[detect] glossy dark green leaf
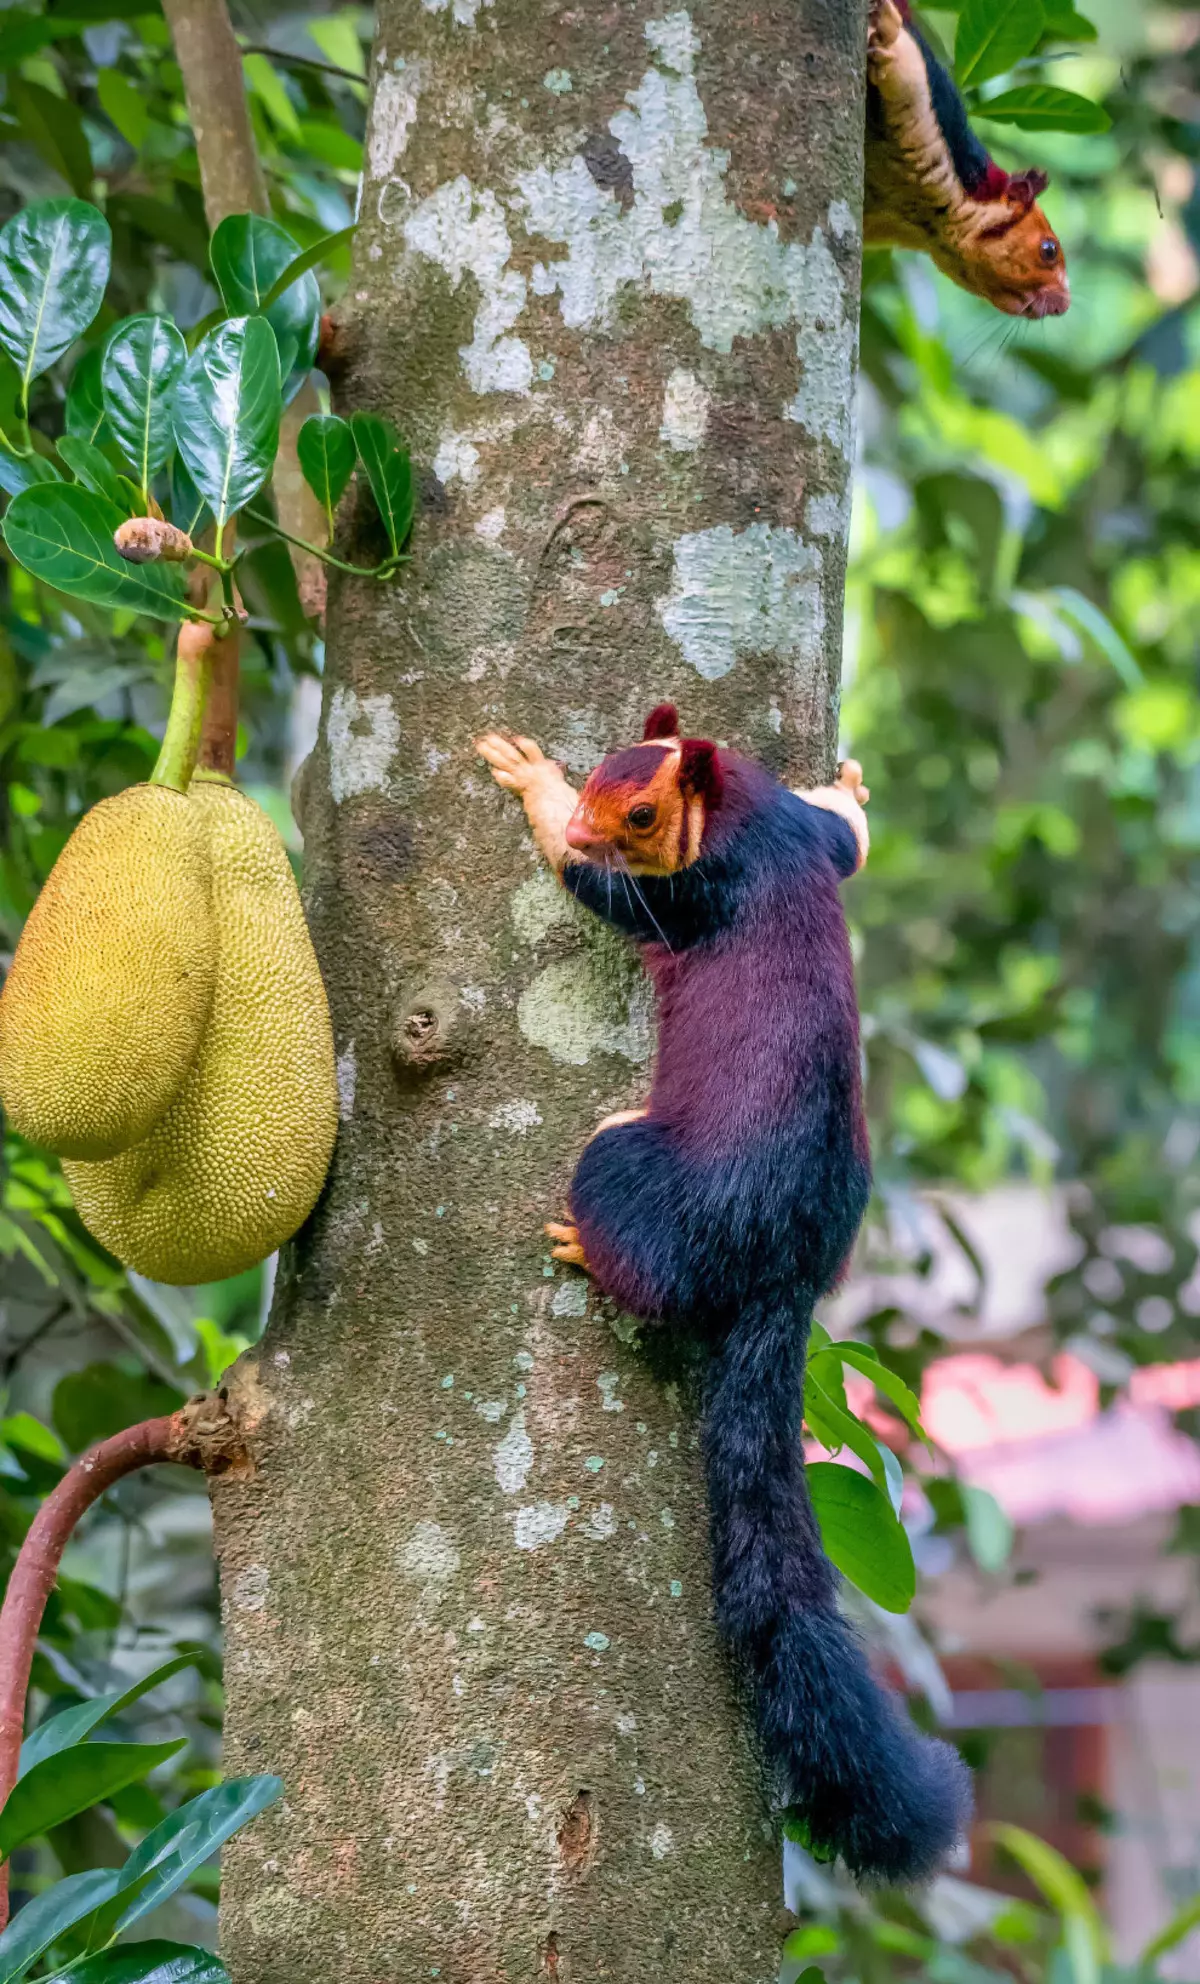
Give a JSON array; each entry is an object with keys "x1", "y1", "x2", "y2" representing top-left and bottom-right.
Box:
[
  {"x1": 168, "y1": 456, "x2": 212, "y2": 540},
  {"x1": 977, "y1": 84, "x2": 1110, "y2": 131},
  {"x1": 112, "y1": 1775, "x2": 284, "y2": 1933},
  {"x1": 0, "y1": 446, "x2": 60, "y2": 498},
  {"x1": 172, "y1": 316, "x2": 280, "y2": 528},
  {"x1": 349, "y1": 411, "x2": 414, "y2": 558},
  {"x1": 209, "y1": 214, "x2": 319, "y2": 403},
  {"x1": 803, "y1": 1368, "x2": 891, "y2": 1495},
  {"x1": 956, "y1": 0, "x2": 1044, "y2": 85},
  {"x1": 297, "y1": 413, "x2": 355, "y2": 525},
  {"x1": 812, "y1": 1343, "x2": 928, "y2": 1445},
  {"x1": 0, "y1": 1869, "x2": 123, "y2": 1984},
  {"x1": 47, "y1": 1944, "x2": 229, "y2": 1984},
  {"x1": 0, "y1": 1739, "x2": 185, "y2": 1857},
  {"x1": 258, "y1": 223, "x2": 357, "y2": 312},
  {"x1": 8, "y1": 76, "x2": 93, "y2": 197},
  {"x1": 807, "y1": 1462, "x2": 916, "y2": 1613},
  {"x1": 3, "y1": 483, "x2": 190, "y2": 619},
  {"x1": 101, "y1": 315, "x2": 188, "y2": 493},
  {"x1": 56, "y1": 436, "x2": 137, "y2": 514},
  {"x1": 0, "y1": 200, "x2": 111, "y2": 393},
  {"x1": 20, "y1": 1652, "x2": 200, "y2": 1779},
  {"x1": 65, "y1": 346, "x2": 111, "y2": 444}
]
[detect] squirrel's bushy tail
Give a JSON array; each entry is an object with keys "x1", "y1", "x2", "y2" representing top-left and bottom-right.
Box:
[{"x1": 706, "y1": 1298, "x2": 971, "y2": 1885}]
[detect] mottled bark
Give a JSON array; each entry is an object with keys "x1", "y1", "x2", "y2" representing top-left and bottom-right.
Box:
[{"x1": 213, "y1": 3, "x2": 865, "y2": 1979}]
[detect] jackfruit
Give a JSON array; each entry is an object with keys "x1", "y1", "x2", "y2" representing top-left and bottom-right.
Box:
[
  {"x1": 0, "y1": 786, "x2": 215, "y2": 1158},
  {"x1": 64, "y1": 777, "x2": 337, "y2": 1284}
]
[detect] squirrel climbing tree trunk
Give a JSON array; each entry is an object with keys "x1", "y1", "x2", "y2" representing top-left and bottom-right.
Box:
[{"x1": 212, "y1": 2, "x2": 867, "y2": 1977}]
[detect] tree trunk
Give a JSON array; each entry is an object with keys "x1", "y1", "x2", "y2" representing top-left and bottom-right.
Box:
[{"x1": 212, "y1": 2, "x2": 865, "y2": 1978}]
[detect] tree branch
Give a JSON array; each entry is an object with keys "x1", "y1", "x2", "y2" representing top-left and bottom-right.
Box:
[{"x1": 0, "y1": 1396, "x2": 253, "y2": 1926}]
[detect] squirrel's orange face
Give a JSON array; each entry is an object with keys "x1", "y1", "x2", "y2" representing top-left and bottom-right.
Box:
[
  {"x1": 970, "y1": 176, "x2": 1069, "y2": 318},
  {"x1": 564, "y1": 705, "x2": 723, "y2": 876}
]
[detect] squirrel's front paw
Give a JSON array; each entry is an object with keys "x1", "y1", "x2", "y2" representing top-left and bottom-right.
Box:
[
  {"x1": 546, "y1": 1219, "x2": 591, "y2": 1272},
  {"x1": 476, "y1": 731, "x2": 554, "y2": 794},
  {"x1": 868, "y1": 0, "x2": 903, "y2": 61},
  {"x1": 836, "y1": 759, "x2": 870, "y2": 807}
]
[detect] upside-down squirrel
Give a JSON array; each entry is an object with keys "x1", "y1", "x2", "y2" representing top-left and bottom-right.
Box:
[
  {"x1": 477, "y1": 710, "x2": 971, "y2": 1884},
  {"x1": 864, "y1": 0, "x2": 1070, "y2": 318}
]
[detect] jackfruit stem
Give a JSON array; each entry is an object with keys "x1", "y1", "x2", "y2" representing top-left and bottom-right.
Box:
[
  {"x1": 195, "y1": 624, "x2": 241, "y2": 779},
  {"x1": 150, "y1": 620, "x2": 215, "y2": 792}
]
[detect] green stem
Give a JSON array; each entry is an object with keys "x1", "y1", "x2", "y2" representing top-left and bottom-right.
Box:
[
  {"x1": 149, "y1": 625, "x2": 215, "y2": 792},
  {"x1": 242, "y1": 506, "x2": 398, "y2": 579}
]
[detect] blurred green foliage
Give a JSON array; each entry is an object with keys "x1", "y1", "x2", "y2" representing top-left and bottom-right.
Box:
[{"x1": 0, "y1": 0, "x2": 1197, "y2": 1971}]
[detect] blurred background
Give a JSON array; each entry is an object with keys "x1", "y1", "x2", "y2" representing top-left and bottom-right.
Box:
[{"x1": 1, "y1": 0, "x2": 1199, "y2": 1973}]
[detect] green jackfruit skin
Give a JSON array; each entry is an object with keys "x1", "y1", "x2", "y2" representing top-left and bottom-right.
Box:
[
  {"x1": 64, "y1": 780, "x2": 338, "y2": 1285},
  {"x1": 0, "y1": 785, "x2": 215, "y2": 1158}
]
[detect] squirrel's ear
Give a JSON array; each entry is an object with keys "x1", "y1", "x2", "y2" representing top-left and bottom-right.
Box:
[
  {"x1": 679, "y1": 738, "x2": 724, "y2": 808},
  {"x1": 1006, "y1": 168, "x2": 1048, "y2": 210},
  {"x1": 643, "y1": 702, "x2": 680, "y2": 740}
]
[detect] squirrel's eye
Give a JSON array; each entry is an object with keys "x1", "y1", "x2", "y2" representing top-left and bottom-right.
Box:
[
  {"x1": 627, "y1": 804, "x2": 656, "y2": 831},
  {"x1": 1039, "y1": 237, "x2": 1059, "y2": 265}
]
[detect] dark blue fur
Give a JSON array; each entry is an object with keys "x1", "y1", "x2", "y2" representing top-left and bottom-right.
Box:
[
  {"x1": 906, "y1": 14, "x2": 994, "y2": 197},
  {"x1": 562, "y1": 758, "x2": 971, "y2": 1884}
]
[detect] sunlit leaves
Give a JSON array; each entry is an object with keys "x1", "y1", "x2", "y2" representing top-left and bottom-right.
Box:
[
  {"x1": 0, "y1": 201, "x2": 111, "y2": 398},
  {"x1": 956, "y1": 0, "x2": 1044, "y2": 85},
  {"x1": 172, "y1": 316, "x2": 281, "y2": 528},
  {"x1": 978, "y1": 85, "x2": 1111, "y2": 131},
  {"x1": 47, "y1": 1945, "x2": 229, "y2": 1984}
]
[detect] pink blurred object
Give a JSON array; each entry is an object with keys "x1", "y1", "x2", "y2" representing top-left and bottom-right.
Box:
[{"x1": 920, "y1": 1351, "x2": 1200, "y2": 1526}]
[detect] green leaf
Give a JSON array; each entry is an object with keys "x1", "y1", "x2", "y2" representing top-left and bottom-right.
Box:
[
  {"x1": 111, "y1": 1775, "x2": 284, "y2": 1934},
  {"x1": 65, "y1": 346, "x2": 110, "y2": 445},
  {"x1": 1050, "y1": 586, "x2": 1142, "y2": 687},
  {"x1": 961, "y1": 1483, "x2": 1014, "y2": 1573},
  {"x1": 172, "y1": 317, "x2": 281, "y2": 529},
  {"x1": 978, "y1": 85, "x2": 1110, "y2": 131},
  {"x1": 19, "y1": 1652, "x2": 201, "y2": 1779},
  {"x1": 803, "y1": 1367, "x2": 892, "y2": 1497},
  {"x1": 0, "y1": 200, "x2": 111, "y2": 396},
  {"x1": 0, "y1": 1740, "x2": 185, "y2": 1858},
  {"x1": 7, "y1": 77, "x2": 93, "y2": 197},
  {"x1": 1042, "y1": 0, "x2": 1097, "y2": 37},
  {"x1": 349, "y1": 411, "x2": 414, "y2": 558},
  {"x1": 168, "y1": 456, "x2": 212, "y2": 540},
  {"x1": 1141, "y1": 1893, "x2": 1200, "y2": 1968},
  {"x1": 209, "y1": 214, "x2": 319, "y2": 402},
  {"x1": 0, "y1": 445, "x2": 60, "y2": 498},
  {"x1": 96, "y1": 66, "x2": 151, "y2": 150},
  {"x1": 258, "y1": 224, "x2": 357, "y2": 313},
  {"x1": 811, "y1": 1343, "x2": 929, "y2": 1446},
  {"x1": 297, "y1": 414, "x2": 355, "y2": 527},
  {"x1": 56, "y1": 436, "x2": 136, "y2": 514},
  {"x1": 47, "y1": 1942, "x2": 229, "y2": 1984},
  {"x1": 101, "y1": 315, "x2": 188, "y2": 495},
  {"x1": 807, "y1": 1462, "x2": 916, "y2": 1613},
  {"x1": 956, "y1": 0, "x2": 1045, "y2": 86},
  {"x1": 990, "y1": 1823, "x2": 1109, "y2": 1984},
  {"x1": 3, "y1": 482, "x2": 190, "y2": 620},
  {"x1": 0, "y1": 1869, "x2": 123, "y2": 1984},
  {"x1": 54, "y1": 1363, "x2": 185, "y2": 1454}
]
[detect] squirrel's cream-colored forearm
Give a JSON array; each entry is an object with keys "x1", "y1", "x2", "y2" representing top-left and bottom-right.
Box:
[{"x1": 795, "y1": 775, "x2": 870, "y2": 872}]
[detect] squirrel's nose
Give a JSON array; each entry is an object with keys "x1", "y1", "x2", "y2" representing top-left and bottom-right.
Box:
[{"x1": 565, "y1": 817, "x2": 601, "y2": 851}]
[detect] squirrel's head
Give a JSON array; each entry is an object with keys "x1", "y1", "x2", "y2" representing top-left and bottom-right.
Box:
[
  {"x1": 565, "y1": 704, "x2": 724, "y2": 875},
  {"x1": 970, "y1": 169, "x2": 1070, "y2": 318}
]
